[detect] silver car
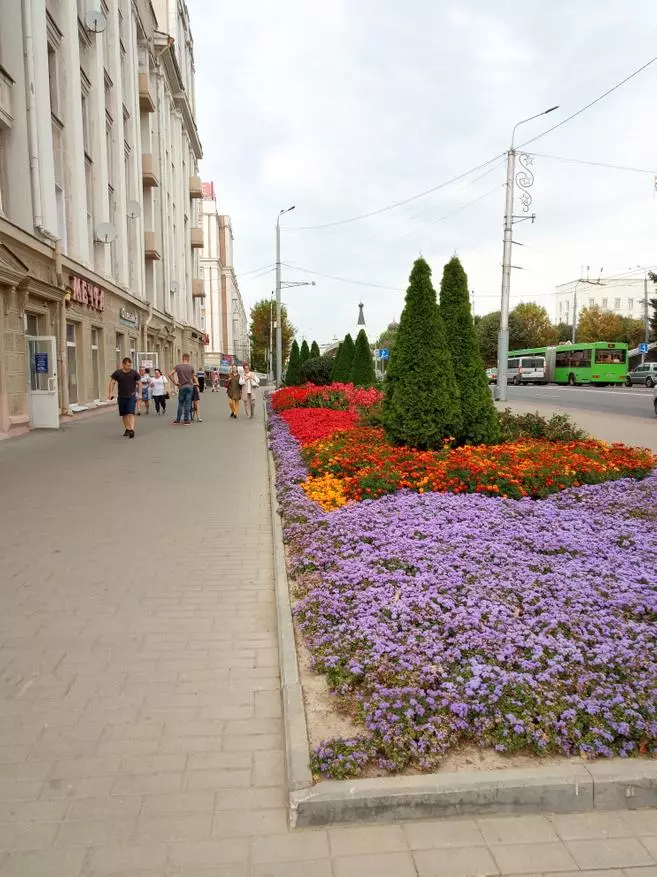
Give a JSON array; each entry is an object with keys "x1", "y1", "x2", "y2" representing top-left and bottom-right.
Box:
[{"x1": 626, "y1": 362, "x2": 657, "y2": 388}]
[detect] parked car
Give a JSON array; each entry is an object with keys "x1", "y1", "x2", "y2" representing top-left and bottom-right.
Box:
[
  {"x1": 507, "y1": 355, "x2": 547, "y2": 385},
  {"x1": 486, "y1": 367, "x2": 497, "y2": 384},
  {"x1": 625, "y1": 362, "x2": 657, "y2": 388}
]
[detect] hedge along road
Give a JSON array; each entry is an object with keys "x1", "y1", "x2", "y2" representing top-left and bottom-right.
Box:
[{"x1": 505, "y1": 384, "x2": 654, "y2": 420}]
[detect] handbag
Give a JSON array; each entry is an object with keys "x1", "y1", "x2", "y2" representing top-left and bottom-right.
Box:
[{"x1": 164, "y1": 392, "x2": 170, "y2": 399}]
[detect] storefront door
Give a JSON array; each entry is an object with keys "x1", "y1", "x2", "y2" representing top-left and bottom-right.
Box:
[{"x1": 25, "y1": 335, "x2": 59, "y2": 429}]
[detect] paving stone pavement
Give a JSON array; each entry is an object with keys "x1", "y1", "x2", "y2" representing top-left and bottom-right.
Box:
[{"x1": 0, "y1": 394, "x2": 656, "y2": 876}]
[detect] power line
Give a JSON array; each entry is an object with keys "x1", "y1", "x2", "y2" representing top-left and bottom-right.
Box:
[
  {"x1": 518, "y1": 56, "x2": 657, "y2": 149},
  {"x1": 284, "y1": 153, "x2": 505, "y2": 231},
  {"x1": 527, "y1": 152, "x2": 657, "y2": 175},
  {"x1": 281, "y1": 263, "x2": 404, "y2": 292},
  {"x1": 235, "y1": 263, "x2": 275, "y2": 278}
]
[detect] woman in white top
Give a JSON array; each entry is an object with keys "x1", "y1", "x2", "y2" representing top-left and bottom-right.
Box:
[
  {"x1": 151, "y1": 368, "x2": 169, "y2": 415},
  {"x1": 239, "y1": 364, "x2": 260, "y2": 418}
]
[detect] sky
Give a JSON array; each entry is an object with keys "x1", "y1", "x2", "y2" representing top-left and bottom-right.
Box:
[{"x1": 190, "y1": 0, "x2": 657, "y2": 346}]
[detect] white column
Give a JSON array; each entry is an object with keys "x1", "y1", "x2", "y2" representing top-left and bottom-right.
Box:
[
  {"x1": 31, "y1": 0, "x2": 57, "y2": 235},
  {"x1": 60, "y1": 0, "x2": 86, "y2": 259},
  {"x1": 108, "y1": 1, "x2": 129, "y2": 286},
  {"x1": 90, "y1": 30, "x2": 109, "y2": 276}
]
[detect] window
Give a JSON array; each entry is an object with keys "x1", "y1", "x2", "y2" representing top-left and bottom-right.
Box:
[
  {"x1": 52, "y1": 117, "x2": 67, "y2": 251},
  {"x1": 25, "y1": 313, "x2": 43, "y2": 335},
  {"x1": 507, "y1": 358, "x2": 519, "y2": 370},
  {"x1": 595, "y1": 348, "x2": 626, "y2": 365},
  {"x1": 47, "y1": 44, "x2": 59, "y2": 117},
  {"x1": 67, "y1": 322, "x2": 79, "y2": 403},
  {"x1": 601, "y1": 298, "x2": 608, "y2": 309},
  {"x1": 81, "y1": 79, "x2": 91, "y2": 157},
  {"x1": 115, "y1": 333, "x2": 124, "y2": 363},
  {"x1": 614, "y1": 298, "x2": 621, "y2": 310},
  {"x1": 628, "y1": 298, "x2": 634, "y2": 310},
  {"x1": 85, "y1": 158, "x2": 94, "y2": 262},
  {"x1": 589, "y1": 298, "x2": 595, "y2": 308},
  {"x1": 555, "y1": 348, "x2": 592, "y2": 368},
  {"x1": 91, "y1": 327, "x2": 102, "y2": 399}
]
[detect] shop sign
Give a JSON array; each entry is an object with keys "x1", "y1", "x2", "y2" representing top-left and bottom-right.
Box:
[
  {"x1": 34, "y1": 352, "x2": 48, "y2": 373},
  {"x1": 70, "y1": 275, "x2": 105, "y2": 312},
  {"x1": 119, "y1": 307, "x2": 139, "y2": 329}
]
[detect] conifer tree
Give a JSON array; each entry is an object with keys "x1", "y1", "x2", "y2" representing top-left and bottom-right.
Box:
[
  {"x1": 299, "y1": 340, "x2": 310, "y2": 365},
  {"x1": 349, "y1": 329, "x2": 376, "y2": 387},
  {"x1": 383, "y1": 258, "x2": 462, "y2": 448},
  {"x1": 310, "y1": 341, "x2": 320, "y2": 359},
  {"x1": 332, "y1": 333, "x2": 355, "y2": 382},
  {"x1": 285, "y1": 339, "x2": 301, "y2": 386}
]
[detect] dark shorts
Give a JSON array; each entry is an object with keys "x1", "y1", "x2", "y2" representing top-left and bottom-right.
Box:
[
  {"x1": 118, "y1": 397, "x2": 136, "y2": 416},
  {"x1": 192, "y1": 387, "x2": 200, "y2": 402}
]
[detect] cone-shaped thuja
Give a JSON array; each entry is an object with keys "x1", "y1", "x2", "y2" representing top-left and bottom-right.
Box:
[
  {"x1": 439, "y1": 256, "x2": 499, "y2": 444},
  {"x1": 383, "y1": 258, "x2": 462, "y2": 448},
  {"x1": 349, "y1": 328, "x2": 376, "y2": 387}
]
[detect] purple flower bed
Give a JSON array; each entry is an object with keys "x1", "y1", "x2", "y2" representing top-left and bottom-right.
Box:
[{"x1": 268, "y1": 406, "x2": 657, "y2": 778}]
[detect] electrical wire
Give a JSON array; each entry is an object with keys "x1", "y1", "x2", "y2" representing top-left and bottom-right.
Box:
[
  {"x1": 283, "y1": 153, "x2": 505, "y2": 231},
  {"x1": 235, "y1": 263, "x2": 275, "y2": 278},
  {"x1": 281, "y1": 264, "x2": 404, "y2": 292},
  {"x1": 526, "y1": 152, "x2": 657, "y2": 175},
  {"x1": 518, "y1": 56, "x2": 657, "y2": 149}
]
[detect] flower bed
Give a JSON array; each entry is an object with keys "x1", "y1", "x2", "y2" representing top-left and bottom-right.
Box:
[
  {"x1": 267, "y1": 392, "x2": 657, "y2": 780},
  {"x1": 280, "y1": 408, "x2": 358, "y2": 446},
  {"x1": 272, "y1": 382, "x2": 382, "y2": 413}
]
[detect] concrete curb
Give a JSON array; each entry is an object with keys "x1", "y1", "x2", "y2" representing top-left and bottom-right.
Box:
[
  {"x1": 265, "y1": 405, "x2": 657, "y2": 828},
  {"x1": 264, "y1": 405, "x2": 314, "y2": 800}
]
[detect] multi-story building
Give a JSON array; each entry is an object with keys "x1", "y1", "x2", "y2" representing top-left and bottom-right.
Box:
[
  {"x1": 0, "y1": 0, "x2": 206, "y2": 437},
  {"x1": 200, "y1": 181, "x2": 249, "y2": 367},
  {"x1": 556, "y1": 277, "x2": 649, "y2": 327}
]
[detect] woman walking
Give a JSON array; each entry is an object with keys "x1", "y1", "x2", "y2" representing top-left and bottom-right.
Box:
[
  {"x1": 226, "y1": 364, "x2": 241, "y2": 419},
  {"x1": 138, "y1": 367, "x2": 152, "y2": 415},
  {"x1": 151, "y1": 368, "x2": 168, "y2": 415},
  {"x1": 240, "y1": 364, "x2": 260, "y2": 419}
]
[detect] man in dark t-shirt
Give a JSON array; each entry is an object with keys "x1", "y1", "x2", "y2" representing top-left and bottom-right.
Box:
[
  {"x1": 168, "y1": 354, "x2": 196, "y2": 424},
  {"x1": 108, "y1": 357, "x2": 141, "y2": 438}
]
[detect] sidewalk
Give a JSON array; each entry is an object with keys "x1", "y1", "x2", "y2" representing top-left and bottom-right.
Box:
[{"x1": 0, "y1": 393, "x2": 656, "y2": 876}]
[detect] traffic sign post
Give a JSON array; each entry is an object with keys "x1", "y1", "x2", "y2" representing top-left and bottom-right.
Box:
[
  {"x1": 379, "y1": 348, "x2": 389, "y2": 360},
  {"x1": 639, "y1": 342, "x2": 649, "y2": 353}
]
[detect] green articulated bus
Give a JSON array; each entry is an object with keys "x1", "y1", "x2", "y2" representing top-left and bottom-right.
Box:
[{"x1": 508, "y1": 341, "x2": 628, "y2": 386}]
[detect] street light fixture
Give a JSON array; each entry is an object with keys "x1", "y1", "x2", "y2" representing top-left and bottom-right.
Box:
[
  {"x1": 496, "y1": 105, "x2": 559, "y2": 402},
  {"x1": 275, "y1": 206, "x2": 295, "y2": 387}
]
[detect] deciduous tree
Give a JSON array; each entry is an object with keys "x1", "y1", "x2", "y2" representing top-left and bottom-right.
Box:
[{"x1": 249, "y1": 299, "x2": 294, "y2": 375}]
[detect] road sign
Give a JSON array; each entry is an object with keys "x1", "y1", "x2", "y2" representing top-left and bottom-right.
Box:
[
  {"x1": 34, "y1": 352, "x2": 48, "y2": 374},
  {"x1": 380, "y1": 348, "x2": 389, "y2": 360},
  {"x1": 639, "y1": 342, "x2": 649, "y2": 353}
]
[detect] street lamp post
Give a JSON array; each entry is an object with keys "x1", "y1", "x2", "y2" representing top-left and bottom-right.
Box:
[
  {"x1": 269, "y1": 291, "x2": 274, "y2": 382},
  {"x1": 496, "y1": 106, "x2": 559, "y2": 402},
  {"x1": 275, "y1": 206, "x2": 295, "y2": 387}
]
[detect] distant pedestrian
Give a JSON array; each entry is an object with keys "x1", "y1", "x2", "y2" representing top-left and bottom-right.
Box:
[
  {"x1": 151, "y1": 368, "x2": 169, "y2": 415},
  {"x1": 108, "y1": 357, "x2": 141, "y2": 438},
  {"x1": 138, "y1": 368, "x2": 152, "y2": 415},
  {"x1": 196, "y1": 368, "x2": 205, "y2": 393},
  {"x1": 240, "y1": 364, "x2": 260, "y2": 418},
  {"x1": 169, "y1": 354, "x2": 195, "y2": 425},
  {"x1": 211, "y1": 368, "x2": 220, "y2": 392},
  {"x1": 226, "y1": 364, "x2": 241, "y2": 419}
]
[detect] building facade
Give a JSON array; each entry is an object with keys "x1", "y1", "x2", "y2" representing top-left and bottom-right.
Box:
[
  {"x1": 556, "y1": 277, "x2": 649, "y2": 327},
  {"x1": 200, "y1": 181, "x2": 248, "y2": 367},
  {"x1": 0, "y1": 0, "x2": 206, "y2": 437}
]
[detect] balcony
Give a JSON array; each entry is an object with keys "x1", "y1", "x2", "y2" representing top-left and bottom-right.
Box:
[
  {"x1": 189, "y1": 176, "x2": 203, "y2": 199},
  {"x1": 0, "y1": 65, "x2": 14, "y2": 129},
  {"x1": 144, "y1": 231, "x2": 160, "y2": 260},
  {"x1": 141, "y1": 153, "x2": 159, "y2": 187},
  {"x1": 138, "y1": 73, "x2": 155, "y2": 113},
  {"x1": 190, "y1": 227, "x2": 204, "y2": 249},
  {"x1": 192, "y1": 279, "x2": 205, "y2": 299}
]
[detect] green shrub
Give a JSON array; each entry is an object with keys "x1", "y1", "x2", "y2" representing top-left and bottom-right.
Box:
[
  {"x1": 497, "y1": 409, "x2": 589, "y2": 442},
  {"x1": 299, "y1": 356, "x2": 334, "y2": 386},
  {"x1": 286, "y1": 340, "x2": 301, "y2": 386}
]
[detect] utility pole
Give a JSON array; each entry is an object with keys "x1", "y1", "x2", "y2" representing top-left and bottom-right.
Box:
[
  {"x1": 275, "y1": 206, "x2": 295, "y2": 386},
  {"x1": 269, "y1": 291, "x2": 274, "y2": 382},
  {"x1": 495, "y1": 105, "x2": 559, "y2": 403},
  {"x1": 643, "y1": 272, "x2": 650, "y2": 363}
]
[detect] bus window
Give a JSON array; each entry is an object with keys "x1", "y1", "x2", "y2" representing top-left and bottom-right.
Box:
[
  {"x1": 555, "y1": 349, "x2": 591, "y2": 368},
  {"x1": 595, "y1": 349, "x2": 626, "y2": 364}
]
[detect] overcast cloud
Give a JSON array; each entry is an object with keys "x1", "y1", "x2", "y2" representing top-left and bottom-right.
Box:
[{"x1": 191, "y1": 0, "x2": 657, "y2": 345}]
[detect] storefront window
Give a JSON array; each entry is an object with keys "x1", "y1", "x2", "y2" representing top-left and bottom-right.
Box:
[
  {"x1": 67, "y1": 322, "x2": 78, "y2": 404},
  {"x1": 91, "y1": 327, "x2": 102, "y2": 400}
]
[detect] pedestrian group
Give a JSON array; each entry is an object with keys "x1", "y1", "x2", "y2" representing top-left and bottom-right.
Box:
[{"x1": 108, "y1": 355, "x2": 260, "y2": 438}]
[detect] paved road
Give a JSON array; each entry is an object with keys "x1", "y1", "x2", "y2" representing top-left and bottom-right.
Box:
[
  {"x1": 0, "y1": 396, "x2": 656, "y2": 875},
  {"x1": 505, "y1": 384, "x2": 655, "y2": 420}
]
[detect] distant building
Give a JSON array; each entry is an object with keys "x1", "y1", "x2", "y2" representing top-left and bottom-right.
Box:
[
  {"x1": 200, "y1": 184, "x2": 248, "y2": 366},
  {"x1": 556, "y1": 277, "x2": 648, "y2": 326}
]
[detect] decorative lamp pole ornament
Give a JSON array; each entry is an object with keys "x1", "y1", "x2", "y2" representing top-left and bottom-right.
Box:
[{"x1": 357, "y1": 302, "x2": 365, "y2": 325}]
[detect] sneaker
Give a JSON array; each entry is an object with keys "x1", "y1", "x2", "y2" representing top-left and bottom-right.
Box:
[
  {"x1": 123, "y1": 429, "x2": 130, "y2": 437},
  {"x1": 197, "y1": 418, "x2": 203, "y2": 423},
  {"x1": 129, "y1": 430, "x2": 135, "y2": 438},
  {"x1": 183, "y1": 420, "x2": 192, "y2": 425},
  {"x1": 172, "y1": 420, "x2": 182, "y2": 424}
]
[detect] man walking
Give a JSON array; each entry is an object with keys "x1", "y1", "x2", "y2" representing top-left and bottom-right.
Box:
[
  {"x1": 108, "y1": 357, "x2": 141, "y2": 438},
  {"x1": 169, "y1": 354, "x2": 195, "y2": 424}
]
